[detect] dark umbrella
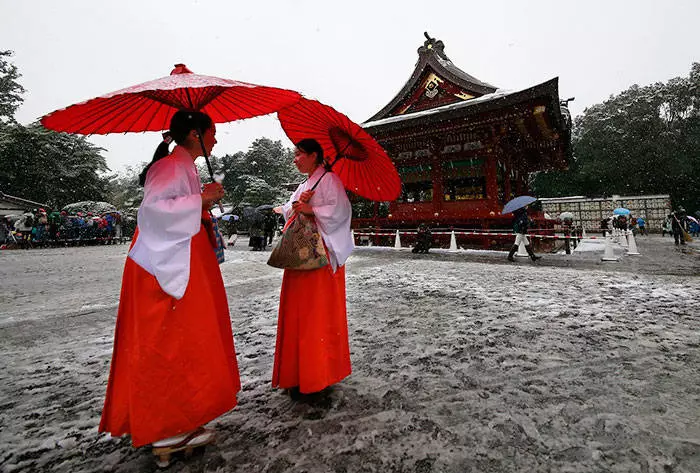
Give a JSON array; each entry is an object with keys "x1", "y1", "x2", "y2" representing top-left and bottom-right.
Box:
[
  {"x1": 242, "y1": 207, "x2": 264, "y2": 224},
  {"x1": 255, "y1": 204, "x2": 275, "y2": 212},
  {"x1": 277, "y1": 98, "x2": 401, "y2": 202},
  {"x1": 41, "y1": 64, "x2": 301, "y2": 180}
]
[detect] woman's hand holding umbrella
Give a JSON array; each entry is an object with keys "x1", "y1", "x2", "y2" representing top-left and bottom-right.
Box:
[{"x1": 201, "y1": 183, "x2": 225, "y2": 209}]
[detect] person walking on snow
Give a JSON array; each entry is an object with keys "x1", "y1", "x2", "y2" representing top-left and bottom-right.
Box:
[
  {"x1": 508, "y1": 207, "x2": 541, "y2": 262},
  {"x1": 669, "y1": 207, "x2": 689, "y2": 245}
]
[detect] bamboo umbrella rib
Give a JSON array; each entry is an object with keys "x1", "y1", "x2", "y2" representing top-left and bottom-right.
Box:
[
  {"x1": 99, "y1": 95, "x2": 155, "y2": 133},
  {"x1": 218, "y1": 90, "x2": 255, "y2": 119},
  {"x1": 121, "y1": 96, "x2": 161, "y2": 132},
  {"x1": 235, "y1": 87, "x2": 284, "y2": 116},
  {"x1": 92, "y1": 94, "x2": 157, "y2": 133},
  {"x1": 140, "y1": 100, "x2": 169, "y2": 132},
  {"x1": 204, "y1": 99, "x2": 229, "y2": 123},
  {"x1": 78, "y1": 95, "x2": 141, "y2": 134},
  {"x1": 210, "y1": 91, "x2": 243, "y2": 120},
  {"x1": 54, "y1": 93, "x2": 133, "y2": 133}
]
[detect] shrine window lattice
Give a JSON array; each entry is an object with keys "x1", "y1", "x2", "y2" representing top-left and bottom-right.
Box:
[
  {"x1": 397, "y1": 164, "x2": 433, "y2": 203},
  {"x1": 442, "y1": 157, "x2": 486, "y2": 201}
]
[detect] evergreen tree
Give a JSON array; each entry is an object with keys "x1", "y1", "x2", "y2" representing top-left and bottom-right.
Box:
[
  {"x1": 219, "y1": 138, "x2": 297, "y2": 206},
  {"x1": 0, "y1": 54, "x2": 112, "y2": 208},
  {"x1": 0, "y1": 123, "x2": 110, "y2": 208},
  {"x1": 0, "y1": 50, "x2": 25, "y2": 125},
  {"x1": 105, "y1": 165, "x2": 143, "y2": 210},
  {"x1": 533, "y1": 63, "x2": 700, "y2": 211}
]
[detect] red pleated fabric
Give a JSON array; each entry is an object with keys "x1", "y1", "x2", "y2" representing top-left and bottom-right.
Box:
[
  {"x1": 272, "y1": 265, "x2": 351, "y2": 393},
  {"x1": 99, "y1": 227, "x2": 240, "y2": 447}
]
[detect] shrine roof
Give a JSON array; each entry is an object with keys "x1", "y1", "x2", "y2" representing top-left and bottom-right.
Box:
[
  {"x1": 367, "y1": 33, "x2": 498, "y2": 122},
  {"x1": 363, "y1": 78, "x2": 564, "y2": 130}
]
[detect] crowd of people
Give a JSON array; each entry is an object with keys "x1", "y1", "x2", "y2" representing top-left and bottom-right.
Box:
[
  {"x1": 0, "y1": 208, "x2": 129, "y2": 248},
  {"x1": 602, "y1": 207, "x2": 697, "y2": 246}
]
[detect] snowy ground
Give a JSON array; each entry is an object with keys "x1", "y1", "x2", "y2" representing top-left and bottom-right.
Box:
[{"x1": 0, "y1": 236, "x2": 699, "y2": 472}]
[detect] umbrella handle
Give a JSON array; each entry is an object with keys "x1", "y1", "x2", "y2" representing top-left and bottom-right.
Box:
[{"x1": 194, "y1": 127, "x2": 225, "y2": 213}]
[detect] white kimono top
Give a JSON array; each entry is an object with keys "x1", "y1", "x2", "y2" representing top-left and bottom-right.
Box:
[
  {"x1": 128, "y1": 146, "x2": 202, "y2": 299},
  {"x1": 281, "y1": 167, "x2": 354, "y2": 271}
]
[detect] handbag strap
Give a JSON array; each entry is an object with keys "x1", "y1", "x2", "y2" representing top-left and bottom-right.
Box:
[
  {"x1": 283, "y1": 171, "x2": 329, "y2": 233},
  {"x1": 308, "y1": 170, "x2": 329, "y2": 192}
]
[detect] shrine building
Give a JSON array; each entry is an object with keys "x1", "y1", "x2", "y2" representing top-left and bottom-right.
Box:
[{"x1": 354, "y1": 33, "x2": 572, "y2": 241}]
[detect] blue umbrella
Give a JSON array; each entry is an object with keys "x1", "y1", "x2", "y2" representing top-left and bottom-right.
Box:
[
  {"x1": 613, "y1": 207, "x2": 630, "y2": 216},
  {"x1": 502, "y1": 195, "x2": 537, "y2": 215}
]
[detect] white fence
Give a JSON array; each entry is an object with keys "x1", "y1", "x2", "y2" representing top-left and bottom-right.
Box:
[{"x1": 539, "y1": 194, "x2": 671, "y2": 232}]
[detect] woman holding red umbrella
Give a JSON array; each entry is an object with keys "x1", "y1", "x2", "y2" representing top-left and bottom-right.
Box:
[
  {"x1": 99, "y1": 110, "x2": 241, "y2": 465},
  {"x1": 272, "y1": 138, "x2": 354, "y2": 399}
]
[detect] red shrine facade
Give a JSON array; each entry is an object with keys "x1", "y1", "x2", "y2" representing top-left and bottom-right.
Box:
[{"x1": 353, "y1": 33, "x2": 572, "y2": 241}]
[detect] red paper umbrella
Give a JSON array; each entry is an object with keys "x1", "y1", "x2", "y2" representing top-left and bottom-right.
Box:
[
  {"x1": 41, "y1": 64, "x2": 301, "y2": 182},
  {"x1": 277, "y1": 98, "x2": 401, "y2": 201},
  {"x1": 41, "y1": 64, "x2": 301, "y2": 134}
]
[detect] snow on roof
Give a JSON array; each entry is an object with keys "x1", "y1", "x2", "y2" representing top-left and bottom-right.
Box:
[
  {"x1": 434, "y1": 54, "x2": 497, "y2": 91},
  {"x1": 0, "y1": 191, "x2": 48, "y2": 209},
  {"x1": 539, "y1": 194, "x2": 671, "y2": 203},
  {"x1": 362, "y1": 88, "x2": 519, "y2": 129}
]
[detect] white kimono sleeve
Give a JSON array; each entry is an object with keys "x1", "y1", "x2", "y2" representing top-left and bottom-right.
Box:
[
  {"x1": 128, "y1": 159, "x2": 202, "y2": 299},
  {"x1": 311, "y1": 173, "x2": 353, "y2": 270}
]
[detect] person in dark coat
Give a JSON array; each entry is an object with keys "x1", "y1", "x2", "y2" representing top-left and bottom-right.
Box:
[
  {"x1": 669, "y1": 207, "x2": 689, "y2": 245},
  {"x1": 248, "y1": 219, "x2": 265, "y2": 251},
  {"x1": 412, "y1": 223, "x2": 432, "y2": 253},
  {"x1": 507, "y1": 207, "x2": 541, "y2": 262},
  {"x1": 263, "y1": 213, "x2": 277, "y2": 246},
  {"x1": 0, "y1": 217, "x2": 9, "y2": 245},
  {"x1": 560, "y1": 215, "x2": 577, "y2": 254}
]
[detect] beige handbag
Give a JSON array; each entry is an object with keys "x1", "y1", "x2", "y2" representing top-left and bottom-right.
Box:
[
  {"x1": 267, "y1": 213, "x2": 328, "y2": 270},
  {"x1": 267, "y1": 171, "x2": 329, "y2": 270}
]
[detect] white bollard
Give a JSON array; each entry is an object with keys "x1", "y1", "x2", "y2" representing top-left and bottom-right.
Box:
[
  {"x1": 582, "y1": 227, "x2": 587, "y2": 238},
  {"x1": 618, "y1": 228, "x2": 628, "y2": 247},
  {"x1": 626, "y1": 230, "x2": 640, "y2": 255},
  {"x1": 368, "y1": 236, "x2": 373, "y2": 247},
  {"x1": 516, "y1": 237, "x2": 529, "y2": 258},
  {"x1": 601, "y1": 235, "x2": 619, "y2": 261},
  {"x1": 351, "y1": 229, "x2": 355, "y2": 243},
  {"x1": 394, "y1": 230, "x2": 402, "y2": 249},
  {"x1": 449, "y1": 230, "x2": 457, "y2": 251}
]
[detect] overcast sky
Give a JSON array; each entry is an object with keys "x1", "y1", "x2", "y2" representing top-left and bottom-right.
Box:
[{"x1": 2, "y1": 0, "x2": 698, "y2": 172}]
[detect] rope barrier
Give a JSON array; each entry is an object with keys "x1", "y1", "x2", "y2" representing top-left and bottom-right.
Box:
[{"x1": 352, "y1": 230, "x2": 590, "y2": 241}]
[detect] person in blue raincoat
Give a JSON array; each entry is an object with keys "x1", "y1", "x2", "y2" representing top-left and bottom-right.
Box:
[{"x1": 636, "y1": 216, "x2": 646, "y2": 236}]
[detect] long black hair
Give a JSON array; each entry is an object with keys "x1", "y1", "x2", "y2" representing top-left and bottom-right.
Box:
[
  {"x1": 139, "y1": 110, "x2": 214, "y2": 186},
  {"x1": 296, "y1": 138, "x2": 325, "y2": 166}
]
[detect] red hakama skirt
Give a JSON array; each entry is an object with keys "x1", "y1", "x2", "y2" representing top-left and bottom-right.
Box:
[
  {"x1": 272, "y1": 265, "x2": 351, "y2": 393},
  {"x1": 99, "y1": 227, "x2": 240, "y2": 447}
]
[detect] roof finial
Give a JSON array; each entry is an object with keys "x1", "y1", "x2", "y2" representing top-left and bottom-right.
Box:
[{"x1": 419, "y1": 32, "x2": 447, "y2": 59}]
